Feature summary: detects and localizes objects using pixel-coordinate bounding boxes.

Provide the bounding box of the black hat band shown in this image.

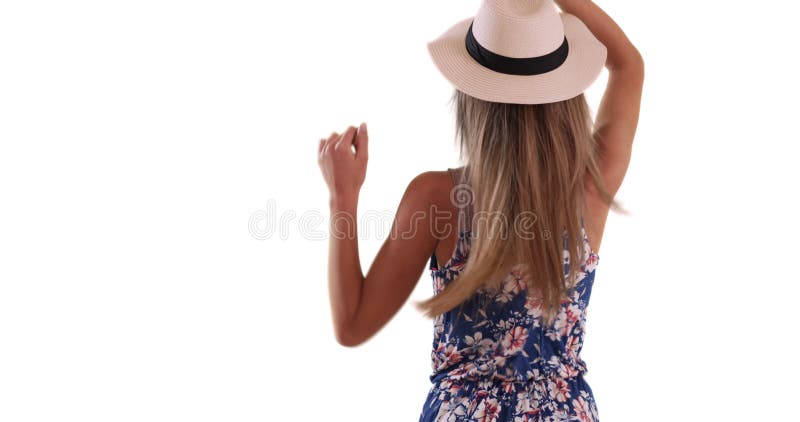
[465,21,569,76]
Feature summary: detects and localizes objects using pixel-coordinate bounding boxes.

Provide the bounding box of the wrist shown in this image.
[329,192,359,210]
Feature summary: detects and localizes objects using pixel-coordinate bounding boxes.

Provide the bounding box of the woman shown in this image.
[317,0,643,420]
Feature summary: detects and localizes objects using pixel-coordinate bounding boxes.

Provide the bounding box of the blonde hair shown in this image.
[414,89,623,326]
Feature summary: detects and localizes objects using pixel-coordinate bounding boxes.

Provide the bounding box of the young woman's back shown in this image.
[318,1,643,421]
[419,166,601,421]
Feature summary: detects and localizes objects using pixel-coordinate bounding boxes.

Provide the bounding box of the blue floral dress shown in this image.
[418,167,601,422]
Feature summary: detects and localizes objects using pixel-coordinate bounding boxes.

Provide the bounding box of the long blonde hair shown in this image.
[414,89,623,326]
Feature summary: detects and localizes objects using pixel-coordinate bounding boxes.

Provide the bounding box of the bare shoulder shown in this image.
[402,170,453,208]
[394,171,456,240]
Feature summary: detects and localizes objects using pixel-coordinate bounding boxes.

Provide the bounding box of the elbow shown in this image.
[335,330,357,348]
[608,46,645,75]
[334,323,364,348]
[629,47,644,67]
[630,49,645,77]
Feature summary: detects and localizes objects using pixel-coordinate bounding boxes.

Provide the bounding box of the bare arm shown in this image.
[342,173,440,346]
[319,125,367,346]
[318,124,438,347]
[557,0,644,196]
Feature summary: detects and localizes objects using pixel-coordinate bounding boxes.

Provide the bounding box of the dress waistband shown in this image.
[430,351,587,386]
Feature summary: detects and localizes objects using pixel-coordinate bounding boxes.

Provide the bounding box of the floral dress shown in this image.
[418,167,601,422]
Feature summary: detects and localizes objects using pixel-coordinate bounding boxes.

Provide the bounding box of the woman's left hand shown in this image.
[318,123,369,203]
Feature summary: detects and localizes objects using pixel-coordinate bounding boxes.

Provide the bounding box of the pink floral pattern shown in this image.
[419,220,601,422]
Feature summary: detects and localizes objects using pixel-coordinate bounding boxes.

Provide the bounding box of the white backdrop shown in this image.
[1,1,798,421]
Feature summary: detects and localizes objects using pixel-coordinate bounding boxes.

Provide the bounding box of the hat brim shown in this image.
[427,13,607,104]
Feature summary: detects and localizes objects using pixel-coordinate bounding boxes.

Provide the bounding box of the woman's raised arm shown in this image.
[557,0,645,197]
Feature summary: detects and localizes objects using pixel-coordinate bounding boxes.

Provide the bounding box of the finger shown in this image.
[323,132,338,155]
[334,126,357,153]
[353,122,368,160]
[319,137,330,162]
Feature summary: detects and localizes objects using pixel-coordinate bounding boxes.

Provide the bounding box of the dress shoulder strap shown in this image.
[446,166,473,233]
[446,166,464,187]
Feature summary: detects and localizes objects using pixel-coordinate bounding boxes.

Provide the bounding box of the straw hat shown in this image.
[427,0,607,104]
